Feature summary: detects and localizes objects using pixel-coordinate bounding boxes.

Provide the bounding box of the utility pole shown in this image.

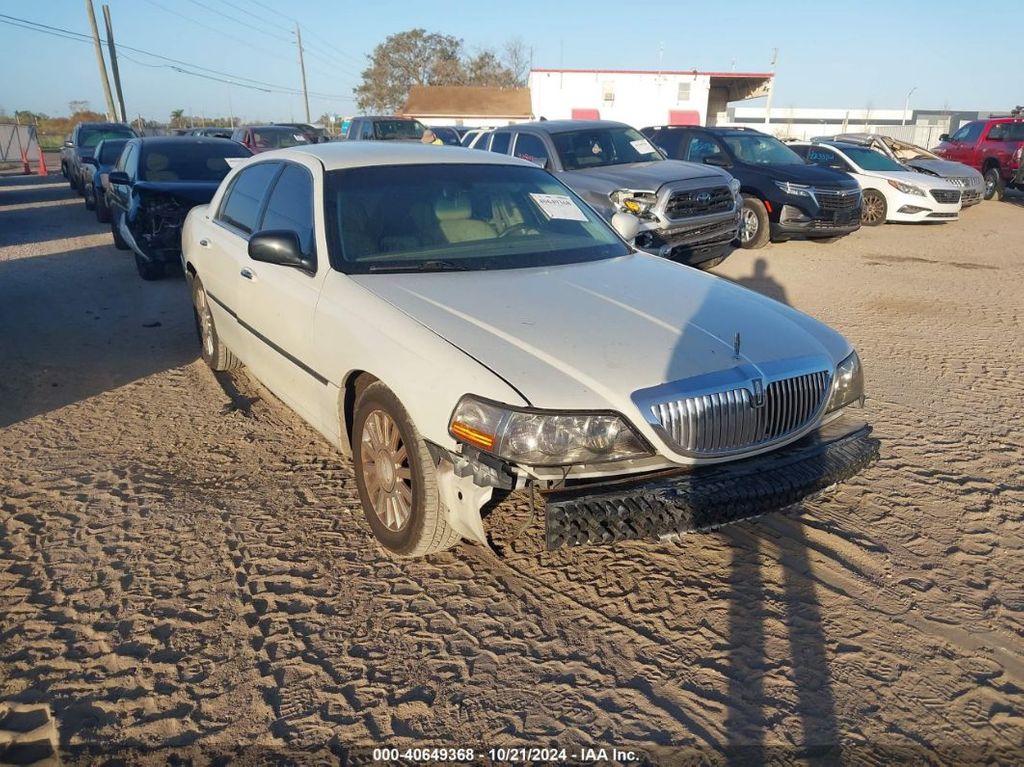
[902,86,917,126]
[101,4,126,122]
[295,22,311,123]
[85,0,116,120]
[764,47,778,126]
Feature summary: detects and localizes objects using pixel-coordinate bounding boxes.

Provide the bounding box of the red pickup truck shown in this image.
[933,118,1024,200]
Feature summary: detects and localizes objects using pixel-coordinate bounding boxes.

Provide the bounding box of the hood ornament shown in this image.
[734,332,741,359]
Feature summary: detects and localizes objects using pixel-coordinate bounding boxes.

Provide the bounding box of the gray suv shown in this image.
[480,120,741,268]
[62,122,137,196]
[343,116,427,142]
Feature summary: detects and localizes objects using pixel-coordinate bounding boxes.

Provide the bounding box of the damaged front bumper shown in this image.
[635,213,740,267]
[543,418,879,549]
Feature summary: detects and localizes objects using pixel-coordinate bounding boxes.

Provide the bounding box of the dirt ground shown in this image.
[1,172,1022,764]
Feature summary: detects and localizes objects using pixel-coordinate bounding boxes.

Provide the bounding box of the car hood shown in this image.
[565,160,730,191]
[351,254,850,415]
[755,162,858,188]
[859,170,957,189]
[134,180,222,205]
[905,158,983,180]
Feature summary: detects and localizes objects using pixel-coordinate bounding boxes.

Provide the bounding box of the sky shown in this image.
[0,0,1018,123]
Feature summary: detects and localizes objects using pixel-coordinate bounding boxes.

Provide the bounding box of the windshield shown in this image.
[80,126,135,148]
[140,142,253,182]
[325,163,629,273]
[841,145,906,172]
[552,127,663,170]
[97,139,128,164]
[251,127,309,149]
[721,133,804,165]
[372,119,426,140]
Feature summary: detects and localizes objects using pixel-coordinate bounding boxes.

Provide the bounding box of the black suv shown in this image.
[343,116,426,141]
[642,126,862,249]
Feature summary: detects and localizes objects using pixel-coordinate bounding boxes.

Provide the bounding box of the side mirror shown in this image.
[611,212,640,243]
[703,155,731,168]
[64,140,74,148]
[108,170,131,185]
[248,230,314,272]
[938,133,950,142]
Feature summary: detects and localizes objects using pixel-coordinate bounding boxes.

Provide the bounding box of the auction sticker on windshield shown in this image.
[529,193,588,221]
[630,138,656,155]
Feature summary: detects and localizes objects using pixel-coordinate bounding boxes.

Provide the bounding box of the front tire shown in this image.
[111,211,129,250]
[84,183,96,211]
[737,195,770,249]
[192,276,240,371]
[134,253,164,281]
[983,167,1005,201]
[95,192,111,223]
[860,190,887,226]
[352,382,460,558]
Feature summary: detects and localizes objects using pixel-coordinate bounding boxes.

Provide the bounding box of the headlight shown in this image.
[887,179,925,196]
[609,189,657,218]
[826,351,865,413]
[449,396,653,466]
[774,180,815,199]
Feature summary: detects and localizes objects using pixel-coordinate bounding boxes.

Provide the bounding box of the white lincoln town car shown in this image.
[181,142,879,557]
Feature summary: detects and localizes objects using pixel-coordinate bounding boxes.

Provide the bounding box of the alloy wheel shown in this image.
[862,194,884,225]
[739,207,759,243]
[195,288,215,358]
[360,410,413,532]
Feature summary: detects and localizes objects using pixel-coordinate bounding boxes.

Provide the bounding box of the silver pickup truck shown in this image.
[480,120,741,269]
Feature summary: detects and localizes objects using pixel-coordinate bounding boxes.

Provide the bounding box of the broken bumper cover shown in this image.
[543,418,879,550]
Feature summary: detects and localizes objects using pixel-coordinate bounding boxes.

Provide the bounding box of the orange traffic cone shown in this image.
[20,149,30,175]
[37,146,48,176]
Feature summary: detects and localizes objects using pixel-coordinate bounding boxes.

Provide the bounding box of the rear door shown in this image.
[205,160,282,356]
[232,161,327,425]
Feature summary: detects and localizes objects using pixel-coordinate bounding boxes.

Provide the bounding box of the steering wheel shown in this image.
[498,223,532,238]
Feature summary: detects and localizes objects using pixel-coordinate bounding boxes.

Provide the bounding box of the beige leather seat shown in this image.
[144,152,178,181]
[434,194,496,243]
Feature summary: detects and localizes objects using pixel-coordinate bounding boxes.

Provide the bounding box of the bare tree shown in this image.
[502,38,530,87]
[68,100,91,116]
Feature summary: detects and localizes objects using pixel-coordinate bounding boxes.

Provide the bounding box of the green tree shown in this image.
[170,109,185,128]
[355,29,464,113]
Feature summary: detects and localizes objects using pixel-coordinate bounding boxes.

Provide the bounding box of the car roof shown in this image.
[135,136,242,148]
[644,125,766,137]
[270,141,539,171]
[499,119,631,134]
[77,122,133,130]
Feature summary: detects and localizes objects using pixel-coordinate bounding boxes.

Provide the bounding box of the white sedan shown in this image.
[790,141,963,226]
[182,142,878,556]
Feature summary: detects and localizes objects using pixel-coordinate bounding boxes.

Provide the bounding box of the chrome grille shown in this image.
[651,370,831,456]
[930,188,961,204]
[815,188,860,211]
[666,186,734,218]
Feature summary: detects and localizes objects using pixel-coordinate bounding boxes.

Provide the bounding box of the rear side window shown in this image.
[258,164,316,259]
[472,132,492,151]
[513,133,549,165]
[685,134,726,164]
[218,162,280,234]
[490,132,512,154]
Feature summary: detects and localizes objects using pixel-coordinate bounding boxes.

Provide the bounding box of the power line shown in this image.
[0,13,354,101]
[141,0,289,63]
[182,0,292,45]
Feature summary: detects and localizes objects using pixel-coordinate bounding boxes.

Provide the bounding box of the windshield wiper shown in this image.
[368,260,470,273]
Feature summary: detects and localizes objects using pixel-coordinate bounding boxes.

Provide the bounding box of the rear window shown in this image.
[140,141,253,182]
[373,119,425,140]
[987,122,1024,141]
[251,127,310,149]
[79,126,135,148]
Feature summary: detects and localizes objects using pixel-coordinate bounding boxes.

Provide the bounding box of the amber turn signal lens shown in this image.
[450,421,495,450]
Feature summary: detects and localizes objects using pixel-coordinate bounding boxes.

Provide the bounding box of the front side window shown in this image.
[513,133,549,165]
[721,133,805,165]
[116,143,137,174]
[140,141,252,182]
[97,139,129,164]
[258,165,316,259]
[951,122,984,143]
[251,127,309,150]
[551,127,660,170]
[325,163,629,274]
[218,162,281,234]
[840,145,905,172]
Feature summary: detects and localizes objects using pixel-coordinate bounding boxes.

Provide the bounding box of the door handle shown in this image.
[199,238,210,248]
[240,267,255,280]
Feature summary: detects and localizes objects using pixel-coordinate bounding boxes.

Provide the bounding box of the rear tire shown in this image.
[737,195,771,249]
[192,276,240,371]
[984,167,1005,201]
[860,190,887,226]
[134,253,164,281]
[352,381,460,558]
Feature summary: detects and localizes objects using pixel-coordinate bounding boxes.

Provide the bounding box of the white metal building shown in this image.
[527,68,773,129]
